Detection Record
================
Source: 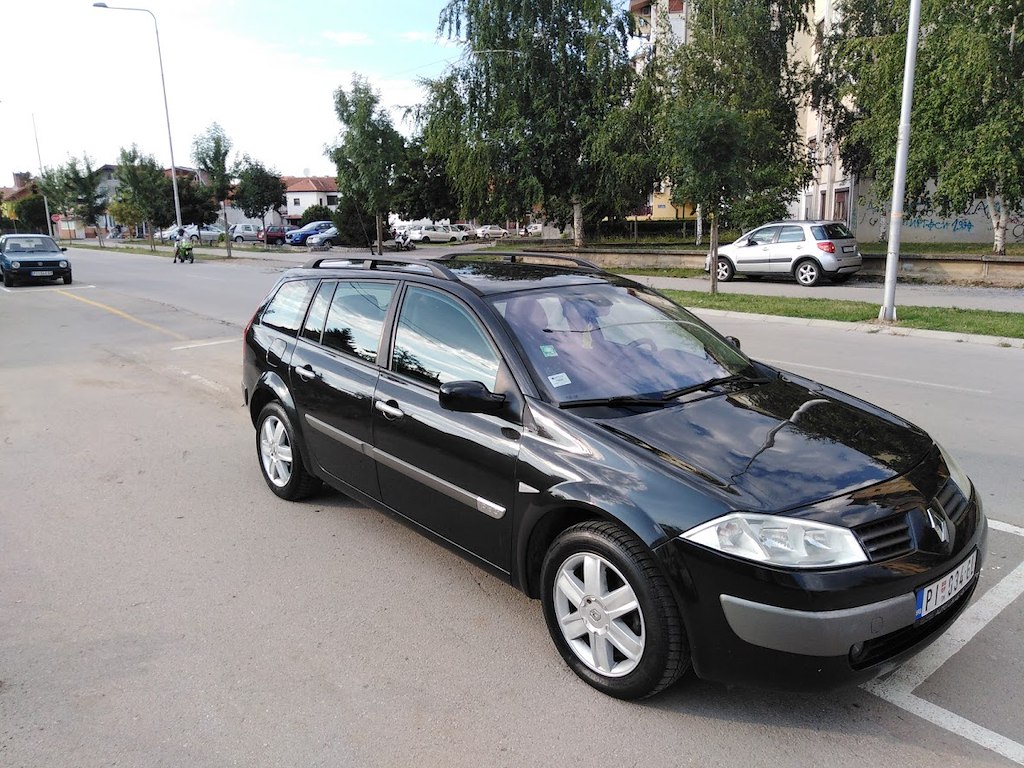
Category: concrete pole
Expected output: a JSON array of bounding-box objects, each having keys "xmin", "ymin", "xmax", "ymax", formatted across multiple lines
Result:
[{"xmin": 879, "ymin": 0, "xmax": 922, "ymax": 323}]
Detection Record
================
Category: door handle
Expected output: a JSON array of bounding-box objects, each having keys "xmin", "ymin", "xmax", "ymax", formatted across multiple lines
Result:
[
  {"xmin": 294, "ymin": 365, "xmax": 316, "ymax": 381},
  {"xmin": 375, "ymin": 400, "xmax": 404, "ymax": 419}
]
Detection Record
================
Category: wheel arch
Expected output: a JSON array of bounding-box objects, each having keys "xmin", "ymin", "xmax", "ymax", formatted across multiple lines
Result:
[{"xmin": 514, "ymin": 485, "xmax": 669, "ymax": 600}]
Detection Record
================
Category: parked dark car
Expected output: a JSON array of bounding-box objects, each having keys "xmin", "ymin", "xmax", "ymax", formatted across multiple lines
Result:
[
  {"xmin": 285, "ymin": 221, "xmax": 333, "ymax": 246},
  {"xmin": 0, "ymin": 233, "xmax": 72, "ymax": 287},
  {"xmin": 242, "ymin": 253, "xmax": 985, "ymax": 699},
  {"xmin": 257, "ymin": 225, "xmax": 298, "ymax": 245}
]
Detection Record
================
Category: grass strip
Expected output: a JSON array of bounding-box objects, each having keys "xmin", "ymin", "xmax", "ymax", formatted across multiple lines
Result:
[{"xmin": 661, "ymin": 289, "xmax": 1024, "ymax": 340}]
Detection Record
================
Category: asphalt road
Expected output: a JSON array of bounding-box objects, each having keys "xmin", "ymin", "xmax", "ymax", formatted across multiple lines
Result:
[{"xmin": 2, "ymin": 245, "xmax": 1023, "ymax": 767}]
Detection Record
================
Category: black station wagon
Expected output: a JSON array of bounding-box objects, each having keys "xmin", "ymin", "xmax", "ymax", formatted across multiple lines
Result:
[{"xmin": 241, "ymin": 254, "xmax": 985, "ymax": 699}]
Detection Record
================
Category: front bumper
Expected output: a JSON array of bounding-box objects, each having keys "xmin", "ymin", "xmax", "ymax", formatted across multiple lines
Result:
[
  {"xmin": 7, "ymin": 263, "xmax": 72, "ymax": 281},
  {"xmin": 654, "ymin": 498, "xmax": 986, "ymax": 690}
]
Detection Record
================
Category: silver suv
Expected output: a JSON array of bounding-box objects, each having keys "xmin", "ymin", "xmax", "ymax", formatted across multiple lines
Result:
[{"xmin": 707, "ymin": 220, "xmax": 862, "ymax": 286}]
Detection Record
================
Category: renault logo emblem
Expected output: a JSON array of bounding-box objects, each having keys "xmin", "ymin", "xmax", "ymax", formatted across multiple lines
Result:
[{"xmin": 926, "ymin": 507, "xmax": 949, "ymax": 544}]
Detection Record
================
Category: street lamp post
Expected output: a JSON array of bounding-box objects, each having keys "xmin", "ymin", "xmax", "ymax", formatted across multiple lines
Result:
[{"xmin": 92, "ymin": 2, "xmax": 182, "ymax": 231}]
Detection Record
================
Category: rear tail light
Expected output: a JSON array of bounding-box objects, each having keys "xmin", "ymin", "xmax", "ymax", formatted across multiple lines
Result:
[{"xmin": 816, "ymin": 241, "xmax": 836, "ymax": 254}]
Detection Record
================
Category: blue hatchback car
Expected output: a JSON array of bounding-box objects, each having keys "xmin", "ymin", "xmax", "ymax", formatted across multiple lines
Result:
[
  {"xmin": 0, "ymin": 233, "xmax": 72, "ymax": 287},
  {"xmin": 285, "ymin": 221, "xmax": 333, "ymax": 246}
]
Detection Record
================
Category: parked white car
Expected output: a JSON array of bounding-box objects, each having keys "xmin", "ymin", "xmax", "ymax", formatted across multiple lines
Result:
[
  {"xmin": 229, "ymin": 223, "xmax": 261, "ymax": 242},
  {"xmin": 408, "ymin": 224, "xmax": 466, "ymax": 243},
  {"xmin": 475, "ymin": 224, "xmax": 509, "ymax": 239}
]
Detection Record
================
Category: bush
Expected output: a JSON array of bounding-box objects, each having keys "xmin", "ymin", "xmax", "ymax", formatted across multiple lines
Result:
[{"xmin": 300, "ymin": 204, "xmax": 334, "ymax": 227}]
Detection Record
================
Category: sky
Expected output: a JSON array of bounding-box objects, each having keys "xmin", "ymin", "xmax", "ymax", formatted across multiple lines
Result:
[{"xmin": 0, "ymin": 0, "xmax": 467, "ymax": 187}]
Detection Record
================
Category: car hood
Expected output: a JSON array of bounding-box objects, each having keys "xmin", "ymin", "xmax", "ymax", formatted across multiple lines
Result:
[
  {"xmin": 6, "ymin": 253, "xmax": 64, "ymax": 263},
  {"xmin": 593, "ymin": 374, "xmax": 932, "ymax": 512}
]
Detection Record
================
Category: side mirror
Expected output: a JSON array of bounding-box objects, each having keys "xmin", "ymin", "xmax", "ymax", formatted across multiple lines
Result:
[
  {"xmin": 726, "ymin": 336, "xmax": 741, "ymax": 350},
  {"xmin": 439, "ymin": 380, "xmax": 506, "ymax": 414}
]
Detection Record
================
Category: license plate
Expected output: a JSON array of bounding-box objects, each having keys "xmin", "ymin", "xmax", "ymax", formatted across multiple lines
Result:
[
  {"xmin": 915, "ymin": 550, "xmax": 977, "ymax": 620},
  {"xmin": 31, "ymin": 270, "xmax": 53, "ymax": 276},
  {"xmin": 842, "ymin": 245, "xmax": 855, "ymax": 253}
]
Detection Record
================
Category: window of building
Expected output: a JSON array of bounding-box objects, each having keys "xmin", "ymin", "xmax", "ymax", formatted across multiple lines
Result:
[
  {"xmin": 293, "ymin": 198, "xmax": 300, "ymax": 206},
  {"xmin": 327, "ymin": 195, "xmax": 338, "ymax": 206},
  {"xmin": 834, "ymin": 189, "xmax": 849, "ymax": 222}
]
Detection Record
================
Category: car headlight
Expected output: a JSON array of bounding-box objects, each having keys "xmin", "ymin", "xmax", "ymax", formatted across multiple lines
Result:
[
  {"xmin": 59, "ymin": 260, "xmax": 68, "ymax": 268},
  {"xmin": 937, "ymin": 443, "xmax": 972, "ymax": 500},
  {"xmin": 11, "ymin": 260, "xmax": 20, "ymax": 269},
  {"xmin": 681, "ymin": 512, "xmax": 868, "ymax": 568}
]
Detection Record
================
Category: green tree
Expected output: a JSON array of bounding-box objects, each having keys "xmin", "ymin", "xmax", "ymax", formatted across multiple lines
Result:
[
  {"xmin": 300, "ymin": 204, "xmax": 334, "ymax": 227},
  {"xmin": 232, "ymin": 156, "xmax": 286, "ymax": 247},
  {"xmin": 14, "ymin": 194, "xmax": 48, "ymax": 233},
  {"xmin": 427, "ymin": 0, "xmax": 655, "ymax": 247},
  {"xmin": 815, "ymin": 0, "xmax": 1024, "ymax": 254},
  {"xmin": 177, "ymin": 177, "xmax": 219, "ymax": 234},
  {"xmin": 329, "ymin": 75, "xmax": 406, "ymax": 254},
  {"xmin": 392, "ymin": 136, "xmax": 461, "ymax": 223},
  {"xmin": 192, "ymin": 123, "xmax": 235, "ymax": 256},
  {"xmin": 115, "ymin": 145, "xmax": 174, "ymax": 249},
  {"xmin": 39, "ymin": 157, "xmax": 109, "ymax": 244},
  {"xmin": 656, "ymin": 0, "xmax": 812, "ymax": 292}
]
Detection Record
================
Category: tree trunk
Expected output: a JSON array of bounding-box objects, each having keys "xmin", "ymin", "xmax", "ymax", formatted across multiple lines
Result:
[
  {"xmin": 223, "ymin": 201, "xmax": 232, "ymax": 258},
  {"xmin": 572, "ymin": 198, "xmax": 584, "ymax": 249},
  {"xmin": 709, "ymin": 213, "xmax": 719, "ymax": 296},
  {"xmin": 986, "ymin": 193, "xmax": 1008, "ymax": 256},
  {"xmin": 696, "ymin": 204, "xmax": 703, "ymax": 246},
  {"xmin": 376, "ymin": 211, "xmax": 385, "ymax": 256}
]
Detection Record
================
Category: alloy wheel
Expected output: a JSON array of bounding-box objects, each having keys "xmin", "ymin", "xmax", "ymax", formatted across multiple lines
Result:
[{"xmin": 259, "ymin": 415, "xmax": 293, "ymax": 488}]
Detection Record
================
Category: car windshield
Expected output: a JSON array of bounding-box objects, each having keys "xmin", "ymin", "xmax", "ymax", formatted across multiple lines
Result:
[
  {"xmin": 3, "ymin": 236, "xmax": 61, "ymax": 254},
  {"xmin": 491, "ymin": 283, "xmax": 758, "ymax": 405}
]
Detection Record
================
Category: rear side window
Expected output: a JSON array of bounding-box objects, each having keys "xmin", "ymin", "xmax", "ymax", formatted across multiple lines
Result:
[
  {"xmin": 261, "ymin": 279, "xmax": 316, "ymax": 335},
  {"xmin": 322, "ymin": 282, "xmax": 395, "ymax": 363},
  {"xmin": 777, "ymin": 225, "xmax": 805, "ymax": 243}
]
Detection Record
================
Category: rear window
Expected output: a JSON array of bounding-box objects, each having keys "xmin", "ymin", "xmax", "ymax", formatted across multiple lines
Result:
[
  {"xmin": 260, "ymin": 279, "xmax": 316, "ymax": 335},
  {"xmin": 817, "ymin": 223, "xmax": 854, "ymax": 240}
]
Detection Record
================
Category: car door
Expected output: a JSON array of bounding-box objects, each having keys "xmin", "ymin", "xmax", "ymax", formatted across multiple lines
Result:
[
  {"xmin": 733, "ymin": 226, "xmax": 781, "ymax": 274},
  {"xmin": 371, "ymin": 285, "xmax": 521, "ymax": 572},
  {"xmin": 770, "ymin": 224, "xmax": 808, "ymax": 273},
  {"xmin": 288, "ymin": 279, "xmax": 397, "ymax": 500}
]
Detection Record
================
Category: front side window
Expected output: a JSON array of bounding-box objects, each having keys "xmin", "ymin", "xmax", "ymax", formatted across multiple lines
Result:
[
  {"xmin": 493, "ymin": 283, "xmax": 754, "ymax": 404},
  {"xmin": 261, "ymin": 279, "xmax": 316, "ymax": 335},
  {"xmin": 747, "ymin": 226, "xmax": 781, "ymax": 245},
  {"xmin": 391, "ymin": 287, "xmax": 500, "ymax": 390}
]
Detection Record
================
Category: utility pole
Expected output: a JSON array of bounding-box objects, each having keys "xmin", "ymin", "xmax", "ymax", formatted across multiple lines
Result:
[{"xmin": 879, "ymin": 0, "xmax": 922, "ymax": 323}]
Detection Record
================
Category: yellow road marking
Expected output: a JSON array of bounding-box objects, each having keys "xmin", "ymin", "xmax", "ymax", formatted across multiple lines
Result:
[{"xmin": 56, "ymin": 290, "xmax": 188, "ymax": 340}]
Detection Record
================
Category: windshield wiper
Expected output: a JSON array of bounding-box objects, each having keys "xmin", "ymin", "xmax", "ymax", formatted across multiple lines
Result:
[
  {"xmin": 660, "ymin": 374, "xmax": 772, "ymax": 401},
  {"xmin": 559, "ymin": 395, "xmax": 669, "ymax": 409}
]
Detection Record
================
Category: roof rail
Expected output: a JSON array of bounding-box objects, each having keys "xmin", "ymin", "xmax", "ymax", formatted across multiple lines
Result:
[
  {"xmin": 302, "ymin": 255, "xmax": 459, "ymax": 281},
  {"xmin": 435, "ymin": 250, "xmax": 603, "ymax": 271}
]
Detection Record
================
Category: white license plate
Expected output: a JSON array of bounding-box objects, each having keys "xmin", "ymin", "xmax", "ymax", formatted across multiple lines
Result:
[
  {"xmin": 31, "ymin": 270, "xmax": 53, "ymax": 276},
  {"xmin": 915, "ymin": 550, "xmax": 977, "ymax": 620},
  {"xmin": 842, "ymin": 245, "xmax": 855, "ymax": 253}
]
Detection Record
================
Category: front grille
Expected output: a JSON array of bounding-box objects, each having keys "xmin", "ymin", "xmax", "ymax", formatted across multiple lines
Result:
[
  {"xmin": 855, "ymin": 514, "xmax": 913, "ymax": 562},
  {"xmin": 850, "ymin": 576, "xmax": 977, "ymax": 670},
  {"xmin": 934, "ymin": 477, "xmax": 968, "ymax": 525}
]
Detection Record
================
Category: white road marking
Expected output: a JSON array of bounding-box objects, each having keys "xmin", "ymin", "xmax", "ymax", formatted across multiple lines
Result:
[
  {"xmin": 1, "ymin": 283, "xmax": 96, "ymax": 293},
  {"xmin": 171, "ymin": 338, "xmax": 238, "ymax": 351},
  {"xmin": 766, "ymin": 359, "xmax": 992, "ymax": 395},
  {"xmin": 862, "ymin": 520, "xmax": 1024, "ymax": 765},
  {"xmin": 175, "ymin": 368, "xmax": 230, "ymax": 394}
]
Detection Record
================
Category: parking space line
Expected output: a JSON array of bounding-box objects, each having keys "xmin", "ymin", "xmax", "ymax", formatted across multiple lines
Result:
[
  {"xmin": 866, "ymin": 689, "xmax": 1024, "ymax": 765},
  {"xmin": 767, "ymin": 359, "xmax": 993, "ymax": 395},
  {"xmin": 171, "ymin": 338, "xmax": 238, "ymax": 351},
  {"xmin": 56, "ymin": 290, "xmax": 187, "ymax": 340},
  {"xmin": 863, "ymin": 520, "xmax": 1024, "ymax": 764}
]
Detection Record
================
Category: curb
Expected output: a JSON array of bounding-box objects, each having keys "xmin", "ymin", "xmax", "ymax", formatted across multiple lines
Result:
[{"xmin": 689, "ymin": 308, "xmax": 1024, "ymax": 350}]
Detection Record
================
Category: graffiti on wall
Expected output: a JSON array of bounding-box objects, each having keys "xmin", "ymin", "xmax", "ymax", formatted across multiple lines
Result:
[{"xmin": 856, "ymin": 197, "xmax": 1024, "ymax": 244}]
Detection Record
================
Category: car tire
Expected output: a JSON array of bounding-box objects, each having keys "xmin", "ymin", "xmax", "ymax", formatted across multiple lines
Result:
[
  {"xmin": 794, "ymin": 259, "xmax": 822, "ymax": 287},
  {"xmin": 63, "ymin": 274, "xmax": 73, "ymax": 285},
  {"xmin": 715, "ymin": 257, "xmax": 735, "ymax": 282},
  {"xmin": 422, "ymin": 237, "xmax": 431, "ymax": 243},
  {"xmin": 540, "ymin": 520, "xmax": 690, "ymax": 700},
  {"xmin": 234, "ymin": 236, "xmax": 244, "ymax": 243},
  {"xmin": 256, "ymin": 402, "xmax": 320, "ymax": 501},
  {"xmin": 190, "ymin": 235, "xmax": 199, "ymax": 243},
  {"xmin": 322, "ymin": 239, "xmax": 334, "ymax": 247}
]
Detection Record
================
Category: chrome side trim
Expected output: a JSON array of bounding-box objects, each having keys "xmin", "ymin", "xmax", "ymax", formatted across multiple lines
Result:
[
  {"xmin": 305, "ymin": 414, "xmax": 506, "ymax": 520},
  {"xmin": 518, "ymin": 482, "xmax": 540, "ymax": 494},
  {"xmin": 304, "ymin": 414, "xmax": 373, "ymax": 456},
  {"xmin": 372, "ymin": 446, "xmax": 506, "ymax": 520}
]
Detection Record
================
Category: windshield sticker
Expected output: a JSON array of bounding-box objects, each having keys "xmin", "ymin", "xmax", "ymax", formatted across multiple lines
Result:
[
  {"xmin": 540, "ymin": 344, "xmax": 558, "ymax": 358},
  {"xmin": 548, "ymin": 372, "xmax": 572, "ymax": 388}
]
